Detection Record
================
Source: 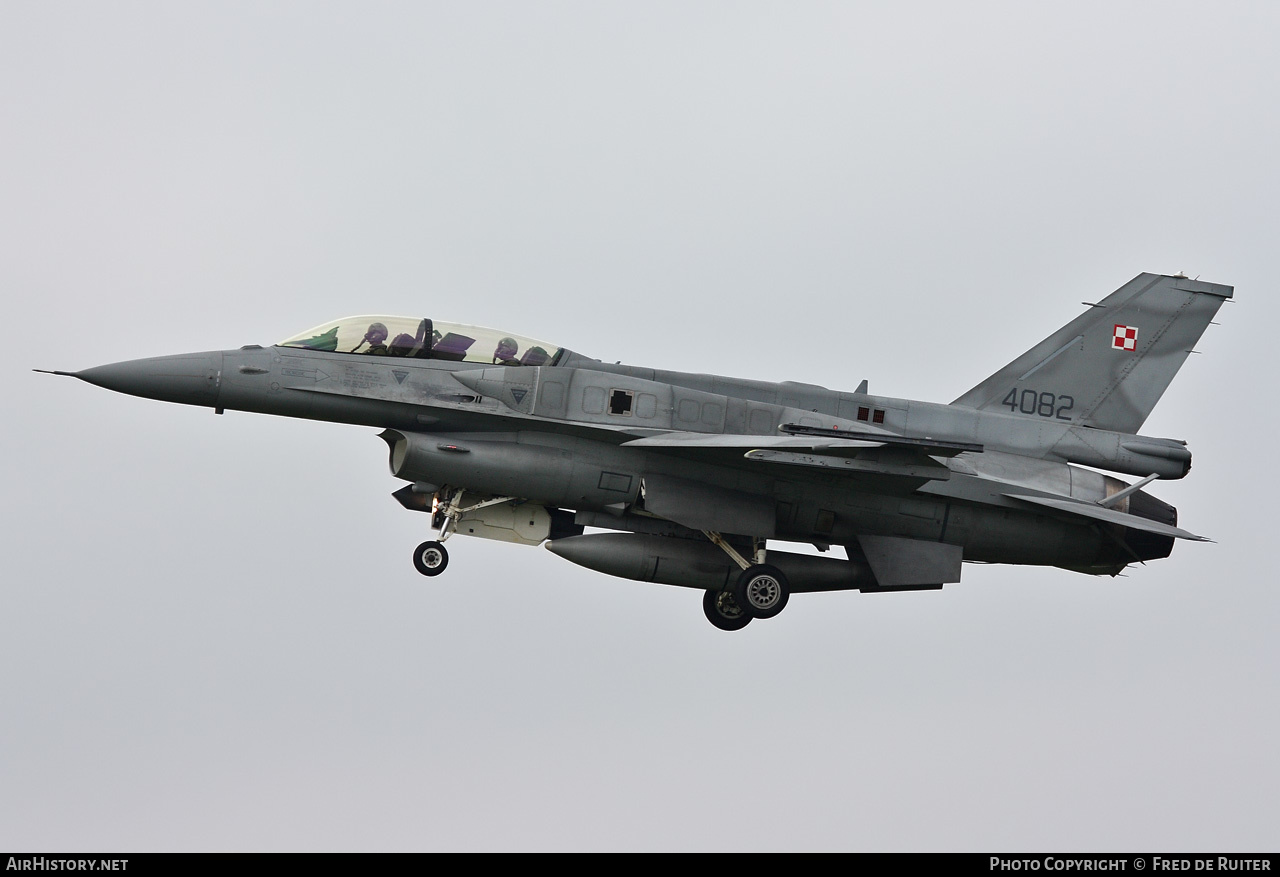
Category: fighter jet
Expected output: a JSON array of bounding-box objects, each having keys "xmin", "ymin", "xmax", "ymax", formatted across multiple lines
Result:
[{"xmin": 39, "ymin": 273, "xmax": 1230, "ymax": 630}]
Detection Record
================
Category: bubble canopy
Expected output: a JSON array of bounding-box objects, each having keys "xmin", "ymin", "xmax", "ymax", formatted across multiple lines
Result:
[{"xmin": 278, "ymin": 316, "xmax": 564, "ymax": 366}]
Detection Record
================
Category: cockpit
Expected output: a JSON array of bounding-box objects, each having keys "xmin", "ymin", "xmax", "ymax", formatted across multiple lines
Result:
[{"xmin": 277, "ymin": 316, "xmax": 565, "ymax": 366}]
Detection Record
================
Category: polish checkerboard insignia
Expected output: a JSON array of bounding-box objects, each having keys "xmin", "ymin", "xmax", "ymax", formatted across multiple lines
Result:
[{"xmin": 1112, "ymin": 324, "xmax": 1138, "ymax": 351}]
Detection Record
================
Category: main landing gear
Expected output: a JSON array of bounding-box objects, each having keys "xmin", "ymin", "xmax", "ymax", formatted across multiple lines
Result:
[
  {"xmin": 732, "ymin": 563, "xmax": 789, "ymax": 618},
  {"xmin": 700, "ymin": 530, "xmax": 791, "ymax": 631},
  {"xmin": 703, "ymin": 589, "xmax": 751, "ymax": 631}
]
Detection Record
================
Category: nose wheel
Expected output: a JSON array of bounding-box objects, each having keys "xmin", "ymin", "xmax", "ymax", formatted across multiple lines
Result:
[{"xmin": 413, "ymin": 540, "xmax": 449, "ymax": 576}]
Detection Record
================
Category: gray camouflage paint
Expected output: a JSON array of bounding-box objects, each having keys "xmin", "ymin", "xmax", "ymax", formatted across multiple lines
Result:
[{"xmin": 53, "ymin": 273, "xmax": 1230, "ymax": 626}]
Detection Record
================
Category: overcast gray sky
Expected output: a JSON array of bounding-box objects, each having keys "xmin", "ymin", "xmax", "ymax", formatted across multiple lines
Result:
[{"xmin": 2, "ymin": 0, "xmax": 1277, "ymax": 852}]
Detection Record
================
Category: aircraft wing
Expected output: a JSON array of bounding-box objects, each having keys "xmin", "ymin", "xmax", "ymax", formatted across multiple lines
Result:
[
  {"xmin": 1004, "ymin": 493, "xmax": 1211, "ymax": 541},
  {"xmin": 624, "ymin": 426, "xmax": 980, "ymax": 456},
  {"xmin": 622, "ymin": 430, "xmax": 976, "ymax": 484},
  {"xmin": 620, "ymin": 432, "xmax": 884, "ymax": 454},
  {"xmin": 774, "ymin": 424, "xmax": 982, "ymax": 457}
]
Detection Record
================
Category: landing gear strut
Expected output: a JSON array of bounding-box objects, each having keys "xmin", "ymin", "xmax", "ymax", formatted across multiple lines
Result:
[
  {"xmin": 700, "ymin": 530, "xmax": 791, "ymax": 626},
  {"xmin": 411, "ymin": 487, "xmax": 521, "ymax": 577}
]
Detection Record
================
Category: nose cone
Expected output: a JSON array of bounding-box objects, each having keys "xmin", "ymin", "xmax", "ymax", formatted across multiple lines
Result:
[{"xmin": 75, "ymin": 352, "xmax": 223, "ymax": 407}]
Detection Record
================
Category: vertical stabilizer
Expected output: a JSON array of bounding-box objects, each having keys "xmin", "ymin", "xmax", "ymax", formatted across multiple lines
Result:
[{"xmin": 951, "ymin": 273, "xmax": 1231, "ymax": 434}]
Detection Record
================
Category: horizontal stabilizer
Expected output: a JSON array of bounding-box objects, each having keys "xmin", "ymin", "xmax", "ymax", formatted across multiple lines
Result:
[{"xmin": 1006, "ymin": 493, "xmax": 1210, "ymax": 541}]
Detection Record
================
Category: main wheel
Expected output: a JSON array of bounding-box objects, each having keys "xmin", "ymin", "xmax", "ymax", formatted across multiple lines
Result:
[
  {"xmin": 731, "ymin": 564, "xmax": 790, "ymax": 619},
  {"xmin": 703, "ymin": 589, "xmax": 752, "ymax": 631},
  {"xmin": 413, "ymin": 540, "xmax": 449, "ymax": 577}
]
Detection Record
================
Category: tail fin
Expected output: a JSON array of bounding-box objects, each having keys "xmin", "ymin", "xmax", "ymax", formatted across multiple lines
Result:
[{"xmin": 952, "ymin": 273, "xmax": 1232, "ymax": 434}]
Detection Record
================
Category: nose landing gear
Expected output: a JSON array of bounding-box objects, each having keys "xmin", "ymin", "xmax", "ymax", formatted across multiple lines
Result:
[{"xmin": 411, "ymin": 487, "xmax": 520, "ymax": 578}]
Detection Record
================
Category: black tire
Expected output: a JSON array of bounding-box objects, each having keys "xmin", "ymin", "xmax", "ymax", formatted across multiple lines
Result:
[
  {"xmin": 413, "ymin": 540, "xmax": 449, "ymax": 577},
  {"xmin": 703, "ymin": 589, "xmax": 752, "ymax": 631},
  {"xmin": 731, "ymin": 564, "xmax": 790, "ymax": 619}
]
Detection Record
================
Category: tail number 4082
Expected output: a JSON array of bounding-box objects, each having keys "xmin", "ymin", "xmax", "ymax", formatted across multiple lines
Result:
[{"xmin": 1002, "ymin": 388, "xmax": 1075, "ymax": 421}]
